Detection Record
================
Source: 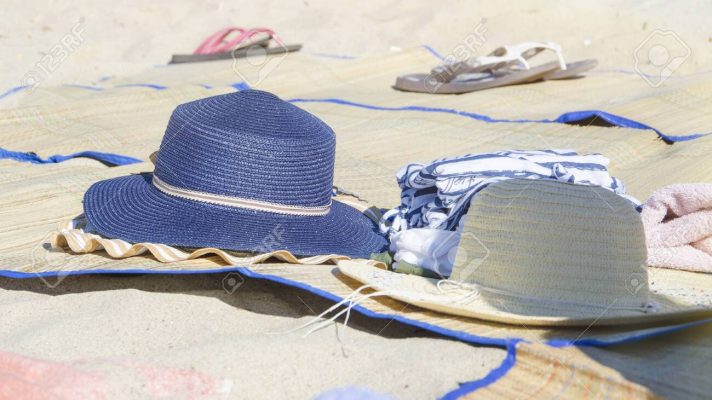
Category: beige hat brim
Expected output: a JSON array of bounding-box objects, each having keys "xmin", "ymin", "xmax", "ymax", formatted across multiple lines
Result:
[{"xmin": 338, "ymin": 261, "xmax": 712, "ymax": 327}]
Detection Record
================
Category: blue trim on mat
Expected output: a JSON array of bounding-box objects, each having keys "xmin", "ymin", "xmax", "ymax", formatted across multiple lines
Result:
[
  {"xmin": 546, "ymin": 317, "xmax": 712, "ymax": 348},
  {"xmin": 440, "ymin": 339, "xmax": 519, "ymax": 400},
  {"xmin": 231, "ymin": 82, "xmax": 251, "ymax": 91},
  {"xmin": 114, "ymin": 83, "xmax": 168, "ymax": 90},
  {"xmin": 311, "ymin": 52, "xmax": 358, "ymax": 60},
  {"xmin": 288, "ymin": 98, "xmax": 709, "ymax": 143},
  {"xmin": 0, "ymin": 85, "xmax": 31, "ymax": 100},
  {"xmin": 62, "ymin": 84, "xmax": 105, "ymax": 91},
  {"xmin": 594, "ymin": 67, "xmax": 712, "ymax": 79},
  {"xmin": 0, "ymin": 267, "xmax": 240, "ymax": 279},
  {"xmin": 552, "ymin": 110, "xmax": 709, "ymax": 142},
  {"xmin": 0, "ymin": 148, "xmax": 142, "ymax": 166},
  {"xmin": 421, "ymin": 44, "xmax": 445, "ymax": 61}
]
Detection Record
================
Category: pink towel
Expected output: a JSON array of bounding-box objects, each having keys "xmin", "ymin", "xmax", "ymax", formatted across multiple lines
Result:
[{"xmin": 641, "ymin": 183, "xmax": 712, "ymax": 272}]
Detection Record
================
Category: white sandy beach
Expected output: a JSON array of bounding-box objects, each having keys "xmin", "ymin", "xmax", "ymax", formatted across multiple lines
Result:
[
  {"xmin": 3, "ymin": 0, "xmax": 712, "ymax": 93},
  {"xmin": 1, "ymin": 1, "xmax": 712, "ymax": 399}
]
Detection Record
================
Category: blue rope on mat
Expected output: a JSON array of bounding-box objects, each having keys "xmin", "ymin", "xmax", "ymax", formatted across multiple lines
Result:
[
  {"xmin": 420, "ymin": 44, "xmax": 445, "ymax": 60},
  {"xmin": 114, "ymin": 83, "xmax": 168, "ymax": 90},
  {"xmin": 231, "ymin": 82, "xmax": 251, "ymax": 91},
  {"xmin": 0, "ymin": 85, "xmax": 31, "ymax": 100},
  {"xmin": 552, "ymin": 110, "xmax": 709, "ymax": 142},
  {"xmin": 287, "ymin": 97, "xmax": 709, "ymax": 143},
  {"xmin": 311, "ymin": 52, "xmax": 358, "ymax": 60},
  {"xmin": 0, "ymin": 148, "xmax": 142, "ymax": 166},
  {"xmin": 440, "ymin": 339, "xmax": 519, "ymax": 400},
  {"xmin": 62, "ymin": 84, "xmax": 104, "ymax": 91},
  {"xmin": 545, "ymin": 317, "xmax": 712, "ymax": 347}
]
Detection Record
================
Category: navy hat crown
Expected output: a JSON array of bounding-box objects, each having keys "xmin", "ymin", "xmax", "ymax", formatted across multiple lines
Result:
[{"xmin": 153, "ymin": 90, "xmax": 336, "ymax": 210}]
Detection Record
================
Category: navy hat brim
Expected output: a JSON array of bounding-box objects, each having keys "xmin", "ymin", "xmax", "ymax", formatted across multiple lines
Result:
[{"xmin": 83, "ymin": 174, "xmax": 388, "ymax": 258}]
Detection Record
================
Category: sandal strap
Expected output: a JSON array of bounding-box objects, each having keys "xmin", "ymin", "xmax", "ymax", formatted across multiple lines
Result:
[
  {"xmin": 214, "ymin": 28, "xmax": 275, "ymax": 54},
  {"xmin": 194, "ymin": 27, "xmax": 276, "ymax": 55},
  {"xmin": 431, "ymin": 41, "xmax": 567, "ymax": 83},
  {"xmin": 194, "ymin": 27, "xmax": 246, "ymax": 55}
]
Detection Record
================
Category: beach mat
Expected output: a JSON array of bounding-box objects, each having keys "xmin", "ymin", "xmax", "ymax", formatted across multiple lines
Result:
[{"xmin": 3, "ymin": 46, "xmax": 712, "ymax": 399}]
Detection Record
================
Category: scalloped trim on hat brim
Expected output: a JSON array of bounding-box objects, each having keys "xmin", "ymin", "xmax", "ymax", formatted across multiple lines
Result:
[
  {"xmin": 337, "ymin": 261, "xmax": 712, "ymax": 327},
  {"xmin": 51, "ymin": 228, "xmax": 385, "ymax": 268}
]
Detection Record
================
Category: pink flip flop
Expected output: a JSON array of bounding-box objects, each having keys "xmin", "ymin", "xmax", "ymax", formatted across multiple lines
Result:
[
  {"xmin": 170, "ymin": 27, "xmax": 301, "ymax": 64},
  {"xmin": 194, "ymin": 27, "xmax": 273, "ymax": 55}
]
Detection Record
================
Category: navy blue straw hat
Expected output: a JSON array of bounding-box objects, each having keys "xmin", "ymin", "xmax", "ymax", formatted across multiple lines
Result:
[{"xmin": 83, "ymin": 90, "xmax": 387, "ymax": 258}]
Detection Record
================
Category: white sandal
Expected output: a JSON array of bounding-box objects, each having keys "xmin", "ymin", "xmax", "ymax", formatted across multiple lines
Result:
[{"xmin": 394, "ymin": 42, "xmax": 596, "ymax": 94}]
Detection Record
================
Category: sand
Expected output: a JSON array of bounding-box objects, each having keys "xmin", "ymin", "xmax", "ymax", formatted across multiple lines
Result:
[
  {"xmin": 3, "ymin": 0, "xmax": 712, "ymax": 94},
  {"xmin": 0, "ymin": 274, "xmax": 503, "ymax": 398},
  {"xmin": 1, "ymin": 0, "xmax": 711, "ymax": 399}
]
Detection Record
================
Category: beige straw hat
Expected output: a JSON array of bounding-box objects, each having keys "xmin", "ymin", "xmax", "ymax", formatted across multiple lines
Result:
[{"xmin": 340, "ymin": 179, "xmax": 712, "ymax": 327}]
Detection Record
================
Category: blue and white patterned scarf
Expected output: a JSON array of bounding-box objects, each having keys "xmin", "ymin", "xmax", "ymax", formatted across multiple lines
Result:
[{"xmin": 380, "ymin": 149, "xmax": 640, "ymax": 237}]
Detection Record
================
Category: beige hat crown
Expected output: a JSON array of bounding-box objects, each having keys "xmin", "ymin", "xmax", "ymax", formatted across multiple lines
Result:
[{"xmin": 450, "ymin": 178, "xmax": 650, "ymax": 316}]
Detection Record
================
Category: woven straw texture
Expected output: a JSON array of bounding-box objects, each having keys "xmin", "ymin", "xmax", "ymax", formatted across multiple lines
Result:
[
  {"xmin": 473, "ymin": 321, "xmax": 712, "ymax": 399},
  {"xmin": 155, "ymin": 91, "xmax": 336, "ymax": 206},
  {"xmin": 472, "ymin": 343, "xmax": 661, "ymax": 399}
]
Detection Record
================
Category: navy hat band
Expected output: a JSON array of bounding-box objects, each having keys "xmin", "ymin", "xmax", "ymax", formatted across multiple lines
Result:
[{"xmin": 152, "ymin": 175, "xmax": 331, "ymax": 216}]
